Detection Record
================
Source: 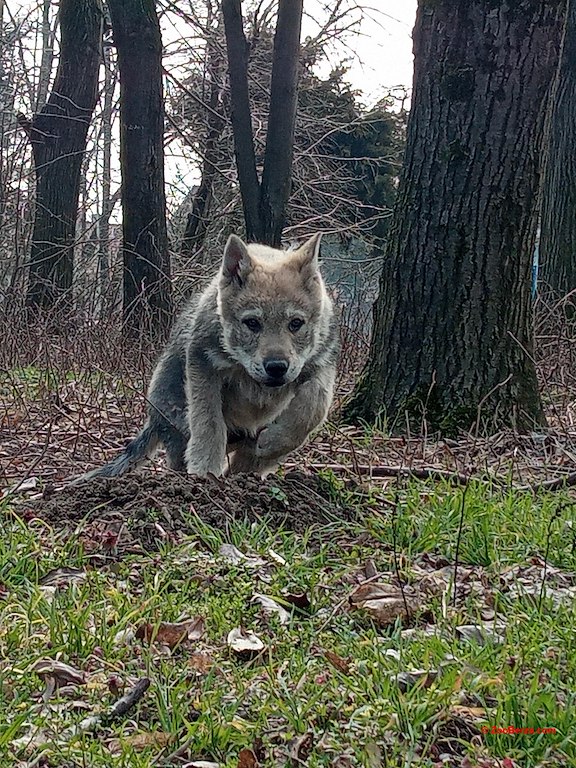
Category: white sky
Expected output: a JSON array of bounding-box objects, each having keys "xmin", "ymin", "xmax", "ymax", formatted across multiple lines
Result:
[
  {"xmin": 302, "ymin": 1, "xmax": 418, "ymax": 102},
  {"xmin": 338, "ymin": 2, "xmax": 417, "ymax": 99}
]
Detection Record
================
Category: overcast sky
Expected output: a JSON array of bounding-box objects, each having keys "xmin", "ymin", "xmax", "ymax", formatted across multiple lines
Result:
[
  {"xmin": 303, "ymin": 1, "xmax": 418, "ymax": 102},
  {"xmin": 347, "ymin": 3, "xmax": 417, "ymax": 98}
]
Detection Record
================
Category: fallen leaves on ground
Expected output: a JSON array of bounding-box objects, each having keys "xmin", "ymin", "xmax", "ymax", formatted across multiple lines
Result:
[
  {"xmin": 135, "ymin": 616, "xmax": 205, "ymax": 649},
  {"xmin": 349, "ymin": 581, "xmax": 420, "ymax": 627},
  {"xmin": 227, "ymin": 627, "xmax": 266, "ymax": 659}
]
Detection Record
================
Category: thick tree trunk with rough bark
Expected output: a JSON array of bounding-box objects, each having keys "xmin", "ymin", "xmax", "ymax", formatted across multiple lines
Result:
[
  {"xmin": 345, "ymin": 0, "xmax": 565, "ymax": 435},
  {"xmin": 108, "ymin": 0, "xmax": 172, "ymax": 339},
  {"xmin": 222, "ymin": 0, "xmax": 303, "ymax": 245},
  {"xmin": 540, "ymin": 0, "xmax": 576, "ymax": 302},
  {"xmin": 25, "ymin": 0, "xmax": 102, "ymax": 311}
]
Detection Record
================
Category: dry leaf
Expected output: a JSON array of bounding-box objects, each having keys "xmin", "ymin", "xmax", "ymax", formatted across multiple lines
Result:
[
  {"xmin": 32, "ymin": 659, "xmax": 86, "ymax": 688},
  {"xmin": 227, "ymin": 627, "xmax": 266, "ymax": 659},
  {"xmin": 456, "ymin": 624, "xmax": 505, "ymax": 646},
  {"xmin": 189, "ymin": 652, "xmax": 215, "ymax": 675},
  {"xmin": 350, "ymin": 582, "xmax": 420, "ymax": 627},
  {"xmin": 253, "ymin": 594, "xmax": 290, "ymax": 624},
  {"xmin": 136, "ymin": 616, "xmax": 205, "ymax": 648},
  {"xmin": 39, "ymin": 567, "xmax": 87, "ymax": 587},
  {"xmin": 288, "ymin": 732, "xmax": 313, "ymax": 765},
  {"xmin": 10, "ymin": 726, "xmax": 50, "ymax": 753},
  {"xmin": 219, "ymin": 543, "xmax": 265, "ymax": 567},
  {"xmin": 267, "ymin": 548, "xmax": 287, "ymax": 566},
  {"xmin": 281, "ymin": 589, "xmax": 311, "ymax": 611},
  {"xmin": 323, "ymin": 650, "xmax": 351, "ymax": 675},
  {"xmin": 238, "ymin": 747, "xmax": 259, "ymax": 768}
]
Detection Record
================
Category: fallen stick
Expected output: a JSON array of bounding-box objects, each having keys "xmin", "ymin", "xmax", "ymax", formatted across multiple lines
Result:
[
  {"xmin": 518, "ymin": 471, "xmax": 576, "ymax": 493},
  {"xmin": 60, "ymin": 677, "xmax": 151, "ymax": 739},
  {"xmin": 292, "ymin": 461, "xmax": 576, "ymax": 495},
  {"xmin": 286, "ymin": 462, "xmax": 472, "ymax": 486},
  {"xmin": 104, "ymin": 677, "xmax": 151, "ymax": 723}
]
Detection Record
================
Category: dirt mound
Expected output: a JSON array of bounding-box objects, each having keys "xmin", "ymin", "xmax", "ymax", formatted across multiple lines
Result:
[{"xmin": 20, "ymin": 471, "xmax": 355, "ymax": 552}]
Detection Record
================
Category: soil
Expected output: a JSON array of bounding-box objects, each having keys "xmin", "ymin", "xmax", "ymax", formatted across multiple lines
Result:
[{"xmin": 19, "ymin": 471, "xmax": 356, "ymax": 553}]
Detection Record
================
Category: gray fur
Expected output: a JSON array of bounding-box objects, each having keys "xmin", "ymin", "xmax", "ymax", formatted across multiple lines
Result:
[{"xmin": 78, "ymin": 233, "xmax": 339, "ymax": 481}]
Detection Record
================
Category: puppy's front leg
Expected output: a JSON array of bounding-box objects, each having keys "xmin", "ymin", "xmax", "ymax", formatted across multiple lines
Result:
[
  {"xmin": 184, "ymin": 359, "xmax": 227, "ymax": 476},
  {"xmin": 255, "ymin": 370, "xmax": 335, "ymax": 468}
]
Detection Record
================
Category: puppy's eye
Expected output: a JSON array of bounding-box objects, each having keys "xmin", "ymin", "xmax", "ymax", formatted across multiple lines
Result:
[
  {"xmin": 288, "ymin": 318, "xmax": 305, "ymax": 333},
  {"xmin": 242, "ymin": 317, "xmax": 262, "ymax": 333}
]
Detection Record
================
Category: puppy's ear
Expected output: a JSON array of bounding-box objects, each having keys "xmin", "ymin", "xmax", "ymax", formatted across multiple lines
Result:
[
  {"xmin": 294, "ymin": 233, "xmax": 322, "ymax": 279},
  {"xmin": 221, "ymin": 235, "xmax": 253, "ymax": 285}
]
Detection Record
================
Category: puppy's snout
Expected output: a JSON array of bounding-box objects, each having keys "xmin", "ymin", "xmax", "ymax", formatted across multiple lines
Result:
[{"xmin": 263, "ymin": 357, "xmax": 289, "ymax": 380}]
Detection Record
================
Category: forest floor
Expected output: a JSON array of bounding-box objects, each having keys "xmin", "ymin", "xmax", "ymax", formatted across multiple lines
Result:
[{"xmin": 1, "ymin": 306, "xmax": 576, "ymax": 767}]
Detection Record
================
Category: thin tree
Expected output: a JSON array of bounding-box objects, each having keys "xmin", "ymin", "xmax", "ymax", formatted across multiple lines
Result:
[
  {"xmin": 107, "ymin": 0, "xmax": 172, "ymax": 339},
  {"xmin": 344, "ymin": 0, "xmax": 566, "ymax": 434},
  {"xmin": 180, "ymin": 7, "xmax": 227, "ymax": 261},
  {"xmin": 22, "ymin": 0, "xmax": 103, "ymax": 311},
  {"xmin": 222, "ymin": 0, "xmax": 303, "ymax": 246},
  {"xmin": 540, "ymin": 0, "xmax": 576, "ymax": 304}
]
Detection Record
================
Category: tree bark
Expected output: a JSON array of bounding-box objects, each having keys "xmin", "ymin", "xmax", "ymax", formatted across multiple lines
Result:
[
  {"xmin": 25, "ymin": 0, "xmax": 103, "ymax": 311},
  {"xmin": 540, "ymin": 0, "xmax": 576, "ymax": 303},
  {"xmin": 181, "ymin": 17, "xmax": 226, "ymax": 260},
  {"xmin": 222, "ymin": 0, "xmax": 261, "ymax": 242},
  {"xmin": 108, "ymin": 0, "xmax": 172, "ymax": 339},
  {"xmin": 259, "ymin": 0, "xmax": 303, "ymax": 246},
  {"xmin": 97, "ymin": 33, "xmax": 115, "ymax": 317},
  {"xmin": 222, "ymin": 0, "xmax": 303, "ymax": 245},
  {"xmin": 344, "ymin": 0, "xmax": 565, "ymax": 435}
]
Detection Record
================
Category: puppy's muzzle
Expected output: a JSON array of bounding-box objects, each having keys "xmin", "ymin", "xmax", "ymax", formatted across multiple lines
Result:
[{"xmin": 263, "ymin": 357, "xmax": 289, "ymax": 387}]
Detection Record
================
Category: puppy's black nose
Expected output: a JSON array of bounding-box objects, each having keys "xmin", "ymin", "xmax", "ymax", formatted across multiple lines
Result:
[{"xmin": 264, "ymin": 358, "xmax": 289, "ymax": 379}]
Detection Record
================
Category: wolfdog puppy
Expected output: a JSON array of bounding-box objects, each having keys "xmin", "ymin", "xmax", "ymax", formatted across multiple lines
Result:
[{"xmin": 79, "ymin": 233, "xmax": 339, "ymax": 480}]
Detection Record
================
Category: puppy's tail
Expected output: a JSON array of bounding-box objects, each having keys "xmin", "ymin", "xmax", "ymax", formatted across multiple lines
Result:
[{"xmin": 74, "ymin": 424, "xmax": 159, "ymax": 484}]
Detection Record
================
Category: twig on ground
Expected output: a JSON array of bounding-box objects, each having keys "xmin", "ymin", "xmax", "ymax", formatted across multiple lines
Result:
[
  {"xmin": 60, "ymin": 677, "xmax": 151, "ymax": 741},
  {"xmin": 285, "ymin": 462, "xmax": 473, "ymax": 486},
  {"xmin": 103, "ymin": 676, "xmax": 151, "ymax": 723},
  {"xmin": 519, "ymin": 472, "xmax": 576, "ymax": 493}
]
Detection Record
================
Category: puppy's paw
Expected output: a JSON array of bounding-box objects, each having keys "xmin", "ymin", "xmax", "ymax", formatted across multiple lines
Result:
[
  {"xmin": 254, "ymin": 426, "xmax": 279, "ymax": 459},
  {"xmin": 255, "ymin": 425, "xmax": 299, "ymax": 460},
  {"xmin": 185, "ymin": 448, "xmax": 225, "ymax": 477}
]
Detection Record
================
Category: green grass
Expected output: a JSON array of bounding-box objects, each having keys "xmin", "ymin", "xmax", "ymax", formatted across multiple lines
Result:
[{"xmin": 0, "ymin": 482, "xmax": 575, "ymax": 767}]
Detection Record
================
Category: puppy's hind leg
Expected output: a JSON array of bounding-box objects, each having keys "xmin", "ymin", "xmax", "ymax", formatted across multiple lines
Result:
[{"xmin": 164, "ymin": 431, "xmax": 188, "ymax": 472}]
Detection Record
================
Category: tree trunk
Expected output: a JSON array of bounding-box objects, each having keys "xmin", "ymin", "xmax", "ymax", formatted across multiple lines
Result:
[
  {"xmin": 222, "ymin": 0, "xmax": 262, "ymax": 241},
  {"xmin": 540, "ymin": 0, "xmax": 576, "ymax": 303},
  {"xmin": 344, "ymin": 0, "xmax": 565, "ymax": 435},
  {"xmin": 24, "ymin": 0, "xmax": 103, "ymax": 311},
  {"xmin": 222, "ymin": 0, "xmax": 303, "ymax": 245},
  {"xmin": 98, "ymin": 33, "xmax": 115, "ymax": 317},
  {"xmin": 108, "ymin": 0, "xmax": 172, "ymax": 339},
  {"xmin": 36, "ymin": 0, "xmax": 56, "ymax": 111},
  {"xmin": 259, "ymin": 0, "xmax": 303, "ymax": 246},
  {"xmin": 180, "ymin": 18, "xmax": 226, "ymax": 260}
]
